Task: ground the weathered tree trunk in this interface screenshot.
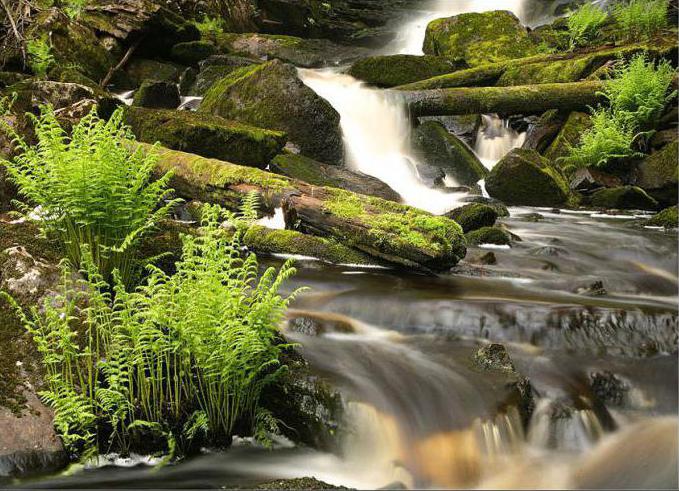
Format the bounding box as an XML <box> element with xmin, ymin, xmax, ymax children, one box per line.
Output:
<box><xmin>401</xmin><ymin>80</ymin><xmax>607</xmax><ymax>117</ymax></box>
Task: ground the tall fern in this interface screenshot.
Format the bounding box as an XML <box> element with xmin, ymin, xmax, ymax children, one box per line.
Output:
<box><xmin>0</xmin><ymin>106</ymin><xmax>178</xmax><ymax>284</ymax></box>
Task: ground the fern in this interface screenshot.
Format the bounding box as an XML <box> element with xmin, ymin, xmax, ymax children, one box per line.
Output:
<box><xmin>64</xmin><ymin>0</ymin><xmax>89</xmax><ymax>19</ymax></box>
<box><xmin>614</xmin><ymin>0</ymin><xmax>670</xmax><ymax>41</ymax></box>
<box><xmin>26</xmin><ymin>36</ymin><xmax>55</xmax><ymax>78</ymax></box>
<box><xmin>567</xmin><ymin>3</ymin><xmax>609</xmax><ymax>48</ymax></box>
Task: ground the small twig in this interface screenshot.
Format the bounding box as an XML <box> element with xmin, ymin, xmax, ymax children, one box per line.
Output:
<box><xmin>100</xmin><ymin>37</ymin><xmax>142</xmax><ymax>89</ymax></box>
<box><xmin>0</xmin><ymin>0</ymin><xmax>26</xmax><ymax>63</ymax></box>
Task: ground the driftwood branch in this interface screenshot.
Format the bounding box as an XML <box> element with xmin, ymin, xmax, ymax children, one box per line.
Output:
<box><xmin>100</xmin><ymin>37</ymin><xmax>142</xmax><ymax>88</ymax></box>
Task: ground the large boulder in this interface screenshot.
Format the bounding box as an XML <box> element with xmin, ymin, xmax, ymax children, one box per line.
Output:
<box><xmin>544</xmin><ymin>112</ymin><xmax>592</xmax><ymax>164</ymax></box>
<box><xmin>187</xmin><ymin>55</ymin><xmax>260</xmax><ymax>96</ymax></box>
<box><xmin>522</xmin><ymin>110</ymin><xmax>566</xmax><ymax>154</ymax></box>
<box><xmin>132</xmin><ymin>81</ymin><xmax>180</xmax><ymax>109</ymax></box>
<box><xmin>348</xmin><ymin>55</ymin><xmax>464</xmax><ymax>88</ymax></box>
<box><xmin>124</xmin><ymin>107</ymin><xmax>286</xmax><ymax>168</ymax></box>
<box><xmin>636</xmin><ymin>141</ymin><xmax>678</xmax><ymax>207</ymax></box>
<box><xmin>485</xmin><ymin>148</ymin><xmax>571</xmax><ymax>207</ymax></box>
<box><xmin>124</xmin><ymin>59</ymin><xmax>182</xmax><ymax>88</ymax></box>
<box><xmin>445</xmin><ymin>203</ymin><xmax>498</xmax><ymax>233</ymax></box>
<box><xmin>199</xmin><ymin>60</ymin><xmax>343</xmax><ymax>165</ymax></box>
<box><xmin>412</xmin><ymin>121</ymin><xmax>488</xmax><ymax>186</ymax></box>
<box><xmin>422</xmin><ymin>11</ymin><xmax>541</xmax><ymax>67</ymax></box>
<box><xmin>170</xmin><ymin>41</ymin><xmax>216</xmax><ymax>66</ymax></box>
<box><xmin>590</xmin><ymin>186</ymin><xmax>659</xmax><ymax>211</ymax></box>
<box><xmin>465</xmin><ymin>227</ymin><xmax>512</xmax><ymax>246</ymax></box>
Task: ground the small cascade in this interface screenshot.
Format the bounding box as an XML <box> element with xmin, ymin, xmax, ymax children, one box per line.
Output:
<box><xmin>474</xmin><ymin>114</ymin><xmax>527</xmax><ymax>170</ymax></box>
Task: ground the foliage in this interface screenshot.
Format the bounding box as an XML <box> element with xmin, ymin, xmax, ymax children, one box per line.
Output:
<box><xmin>567</xmin><ymin>3</ymin><xmax>608</xmax><ymax>48</ymax></box>
<box><xmin>14</xmin><ymin>202</ymin><xmax>302</xmax><ymax>458</ymax></box>
<box><xmin>613</xmin><ymin>0</ymin><xmax>669</xmax><ymax>41</ymax></box>
<box><xmin>0</xmin><ymin>106</ymin><xmax>177</xmax><ymax>285</ymax></box>
<box><xmin>26</xmin><ymin>36</ymin><xmax>55</xmax><ymax>78</ymax></box>
<box><xmin>602</xmin><ymin>54</ymin><xmax>676</xmax><ymax>129</ymax></box>
<box><xmin>560</xmin><ymin>108</ymin><xmax>642</xmax><ymax>170</ymax></box>
<box><xmin>193</xmin><ymin>15</ymin><xmax>226</xmax><ymax>38</ymax></box>
<box><xmin>63</xmin><ymin>0</ymin><xmax>89</xmax><ymax>19</ymax></box>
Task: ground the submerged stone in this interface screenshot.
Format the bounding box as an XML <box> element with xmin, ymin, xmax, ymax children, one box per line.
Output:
<box><xmin>465</xmin><ymin>227</ymin><xmax>512</xmax><ymax>247</ymax></box>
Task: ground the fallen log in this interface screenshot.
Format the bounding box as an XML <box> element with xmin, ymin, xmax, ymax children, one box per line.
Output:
<box><xmin>401</xmin><ymin>80</ymin><xmax>607</xmax><ymax>117</ymax></box>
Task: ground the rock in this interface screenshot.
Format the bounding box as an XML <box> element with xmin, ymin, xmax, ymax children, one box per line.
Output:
<box><xmin>636</xmin><ymin>141</ymin><xmax>678</xmax><ymax>207</ymax></box>
<box><xmin>469</xmin><ymin>251</ymin><xmax>497</xmax><ymax>265</ymax></box>
<box><xmin>270</xmin><ymin>154</ymin><xmax>400</xmax><ymax>201</ymax></box>
<box><xmin>124</xmin><ymin>107</ymin><xmax>286</xmax><ymax>168</ymax></box>
<box><xmin>570</xmin><ymin>168</ymin><xmax>623</xmax><ymax>192</ymax></box>
<box><xmin>589</xmin><ymin>371</ymin><xmax>630</xmax><ymax>408</ymax></box>
<box><xmin>465</xmin><ymin>227</ymin><xmax>512</xmax><ymax>247</ymax></box>
<box><xmin>132</xmin><ymin>81</ymin><xmax>180</xmax><ymax>109</ymax></box>
<box><xmin>7</xmin><ymin>80</ymin><xmax>96</xmax><ymax>110</ymax></box>
<box><xmin>590</xmin><ymin>186</ymin><xmax>659</xmax><ymax>211</ymax></box>
<box><xmin>415</xmin><ymin>161</ymin><xmax>446</xmax><ymax>187</ymax></box>
<box><xmin>170</xmin><ymin>41</ymin><xmax>216</xmax><ymax>66</ymax></box>
<box><xmin>544</xmin><ymin>111</ymin><xmax>592</xmax><ymax>164</ymax></box>
<box><xmin>645</xmin><ymin>206</ymin><xmax>678</xmax><ymax>229</ymax></box>
<box><xmin>575</xmin><ymin>280</ymin><xmax>608</xmax><ymax>296</ymax></box>
<box><xmin>445</xmin><ymin>203</ymin><xmax>498</xmax><ymax>233</ymax></box>
<box><xmin>286</xmin><ymin>311</ymin><xmax>356</xmax><ymax>337</ymax></box>
<box><xmin>460</xmin><ymin>196</ymin><xmax>510</xmax><ymax>217</ymax></box>
<box><xmin>348</xmin><ymin>55</ymin><xmax>464</xmax><ymax>88</ymax></box>
<box><xmin>124</xmin><ymin>58</ymin><xmax>182</xmax><ymax>88</ymax></box>
<box><xmin>255</xmin><ymin>477</ymin><xmax>347</xmax><ymax>490</ymax></box>
<box><xmin>412</xmin><ymin>121</ymin><xmax>488</xmax><ymax>186</ymax></box>
<box><xmin>485</xmin><ymin>148</ymin><xmax>571</xmax><ymax>207</ymax></box>
<box><xmin>243</xmin><ymin>226</ymin><xmax>375</xmax><ymax>266</ymax></box>
<box><xmin>423</xmin><ymin>10</ymin><xmax>541</xmax><ymax>66</ymax></box>
<box><xmin>522</xmin><ymin>110</ymin><xmax>565</xmax><ymax>154</ymax></box>
<box><xmin>528</xmin><ymin>245</ymin><xmax>569</xmax><ymax>257</ymax></box>
<box><xmin>0</xmin><ymin>72</ymin><xmax>29</xmax><ymax>88</ymax></box>
<box><xmin>200</xmin><ymin>60</ymin><xmax>343</xmax><ymax>165</ymax></box>
<box><xmin>517</xmin><ymin>212</ymin><xmax>545</xmax><ymax>222</ymax></box>
<box><xmin>187</xmin><ymin>55</ymin><xmax>260</xmax><ymax>96</ymax></box>
<box><xmin>473</xmin><ymin>343</ymin><xmax>517</xmax><ymax>374</ymax></box>
<box><xmin>419</xmin><ymin>114</ymin><xmax>481</xmax><ymax>145</ymax></box>
<box><xmin>215</xmin><ymin>33</ymin><xmax>368</xmax><ymax>68</ymax></box>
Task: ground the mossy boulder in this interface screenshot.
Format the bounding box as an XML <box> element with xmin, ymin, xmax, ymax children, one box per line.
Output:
<box><xmin>270</xmin><ymin>153</ymin><xmax>400</xmax><ymax>201</ymax></box>
<box><xmin>254</xmin><ymin>478</ymin><xmax>346</xmax><ymax>490</ymax></box>
<box><xmin>422</xmin><ymin>10</ymin><xmax>541</xmax><ymax>67</ymax></box>
<box><xmin>445</xmin><ymin>203</ymin><xmax>499</xmax><ymax>233</ymax></box>
<box><xmin>544</xmin><ymin>111</ymin><xmax>592</xmax><ymax>163</ymax></box>
<box><xmin>200</xmin><ymin>60</ymin><xmax>343</xmax><ymax>165</ymax></box>
<box><xmin>590</xmin><ymin>186</ymin><xmax>659</xmax><ymax>211</ymax></box>
<box><xmin>124</xmin><ymin>107</ymin><xmax>287</xmax><ymax>168</ymax></box>
<box><xmin>187</xmin><ymin>55</ymin><xmax>260</xmax><ymax>96</ymax></box>
<box><xmin>347</xmin><ymin>55</ymin><xmax>464</xmax><ymax>88</ymax></box>
<box><xmin>636</xmin><ymin>141</ymin><xmax>678</xmax><ymax>207</ymax></box>
<box><xmin>243</xmin><ymin>225</ymin><xmax>375</xmax><ymax>265</ymax></box>
<box><xmin>645</xmin><ymin>206</ymin><xmax>678</xmax><ymax>228</ymax></box>
<box><xmin>485</xmin><ymin>148</ymin><xmax>571</xmax><ymax>207</ymax></box>
<box><xmin>124</xmin><ymin>59</ymin><xmax>182</xmax><ymax>88</ymax></box>
<box><xmin>465</xmin><ymin>227</ymin><xmax>512</xmax><ymax>246</ymax></box>
<box><xmin>412</xmin><ymin>121</ymin><xmax>488</xmax><ymax>186</ymax></box>
<box><xmin>132</xmin><ymin>81</ymin><xmax>180</xmax><ymax>109</ymax></box>
<box><xmin>497</xmin><ymin>55</ymin><xmax>596</xmax><ymax>86</ymax></box>
<box><xmin>170</xmin><ymin>41</ymin><xmax>216</xmax><ymax>66</ymax></box>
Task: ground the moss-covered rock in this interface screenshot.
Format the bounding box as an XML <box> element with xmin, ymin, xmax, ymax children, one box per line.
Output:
<box><xmin>485</xmin><ymin>148</ymin><xmax>571</xmax><ymax>207</ymax></box>
<box><xmin>255</xmin><ymin>477</ymin><xmax>347</xmax><ymax>490</ymax></box>
<box><xmin>645</xmin><ymin>206</ymin><xmax>678</xmax><ymax>228</ymax></box>
<box><xmin>423</xmin><ymin>10</ymin><xmax>542</xmax><ymax>67</ymax></box>
<box><xmin>124</xmin><ymin>58</ymin><xmax>182</xmax><ymax>88</ymax></box>
<box><xmin>445</xmin><ymin>203</ymin><xmax>499</xmax><ymax>233</ymax></box>
<box><xmin>544</xmin><ymin>111</ymin><xmax>592</xmax><ymax>163</ymax></box>
<box><xmin>465</xmin><ymin>227</ymin><xmax>512</xmax><ymax>246</ymax></box>
<box><xmin>348</xmin><ymin>54</ymin><xmax>464</xmax><ymax>88</ymax></box>
<box><xmin>124</xmin><ymin>107</ymin><xmax>286</xmax><ymax>168</ymax></box>
<box><xmin>187</xmin><ymin>55</ymin><xmax>260</xmax><ymax>96</ymax></box>
<box><xmin>243</xmin><ymin>225</ymin><xmax>374</xmax><ymax>265</ymax></box>
<box><xmin>200</xmin><ymin>60</ymin><xmax>343</xmax><ymax>165</ymax></box>
<box><xmin>170</xmin><ymin>41</ymin><xmax>216</xmax><ymax>66</ymax></box>
<box><xmin>636</xmin><ymin>141</ymin><xmax>678</xmax><ymax>207</ymax></box>
<box><xmin>270</xmin><ymin>153</ymin><xmax>400</xmax><ymax>201</ymax></box>
<box><xmin>132</xmin><ymin>81</ymin><xmax>180</xmax><ymax>109</ymax></box>
<box><xmin>0</xmin><ymin>72</ymin><xmax>28</xmax><ymax>89</ymax></box>
<box><xmin>590</xmin><ymin>186</ymin><xmax>659</xmax><ymax>211</ymax></box>
<box><xmin>412</xmin><ymin>121</ymin><xmax>488</xmax><ymax>186</ymax></box>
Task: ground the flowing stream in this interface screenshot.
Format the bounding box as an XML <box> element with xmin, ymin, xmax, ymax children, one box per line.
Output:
<box><xmin>16</xmin><ymin>1</ymin><xmax>678</xmax><ymax>489</ymax></box>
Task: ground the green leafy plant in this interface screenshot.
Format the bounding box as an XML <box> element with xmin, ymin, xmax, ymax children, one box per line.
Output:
<box><xmin>602</xmin><ymin>53</ymin><xmax>677</xmax><ymax>129</ymax></box>
<box><xmin>567</xmin><ymin>3</ymin><xmax>609</xmax><ymax>48</ymax></box>
<box><xmin>193</xmin><ymin>15</ymin><xmax>226</xmax><ymax>38</ymax></box>
<box><xmin>26</xmin><ymin>36</ymin><xmax>55</xmax><ymax>78</ymax></box>
<box><xmin>0</xmin><ymin>106</ymin><xmax>177</xmax><ymax>284</ymax></box>
<box><xmin>63</xmin><ymin>0</ymin><xmax>89</xmax><ymax>19</ymax></box>
<box><xmin>560</xmin><ymin>108</ymin><xmax>643</xmax><ymax>170</ymax></box>
<box><xmin>614</xmin><ymin>0</ymin><xmax>669</xmax><ymax>40</ymax></box>
<box><xmin>13</xmin><ymin>202</ymin><xmax>302</xmax><ymax>458</ymax></box>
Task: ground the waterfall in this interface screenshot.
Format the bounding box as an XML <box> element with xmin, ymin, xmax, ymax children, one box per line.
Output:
<box><xmin>475</xmin><ymin>115</ymin><xmax>527</xmax><ymax>170</ymax></box>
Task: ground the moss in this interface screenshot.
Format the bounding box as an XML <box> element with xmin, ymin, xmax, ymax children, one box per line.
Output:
<box><xmin>645</xmin><ymin>206</ymin><xmax>678</xmax><ymax>228</ymax></box>
<box><xmin>637</xmin><ymin>141</ymin><xmax>679</xmax><ymax>206</ymax></box>
<box><xmin>132</xmin><ymin>81</ymin><xmax>180</xmax><ymax>109</ymax></box>
<box><xmin>545</xmin><ymin>112</ymin><xmax>592</xmax><ymax>164</ymax></box>
<box><xmin>270</xmin><ymin>153</ymin><xmax>336</xmax><ymax>187</ymax></box>
<box><xmin>423</xmin><ymin>11</ymin><xmax>542</xmax><ymax>67</ymax></box>
<box><xmin>347</xmin><ymin>55</ymin><xmax>464</xmax><ymax>88</ymax></box>
<box><xmin>243</xmin><ymin>226</ymin><xmax>374</xmax><ymax>265</ymax></box>
<box><xmin>446</xmin><ymin>203</ymin><xmax>498</xmax><ymax>233</ymax></box>
<box><xmin>465</xmin><ymin>227</ymin><xmax>512</xmax><ymax>246</ymax></box>
<box><xmin>590</xmin><ymin>186</ymin><xmax>659</xmax><ymax>210</ymax></box>
<box><xmin>170</xmin><ymin>41</ymin><xmax>216</xmax><ymax>66</ymax></box>
<box><xmin>124</xmin><ymin>107</ymin><xmax>286</xmax><ymax>168</ymax></box>
<box><xmin>125</xmin><ymin>59</ymin><xmax>182</xmax><ymax>88</ymax></box>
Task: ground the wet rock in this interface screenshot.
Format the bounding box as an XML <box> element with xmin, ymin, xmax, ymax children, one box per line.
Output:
<box><xmin>517</xmin><ymin>212</ymin><xmax>545</xmax><ymax>222</ymax></box>
<box><xmin>645</xmin><ymin>206</ymin><xmax>678</xmax><ymax>229</ymax></box>
<box><xmin>170</xmin><ymin>41</ymin><xmax>216</xmax><ymax>66</ymax></box>
<box><xmin>590</xmin><ymin>186</ymin><xmax>658</xmax><ymax>211</ymax></box>
<box><xmin>348</xmin><ymin>54</ymin><xmax>464</xmax><ymax>88</ymax></box>
<box><xmin>570</xmin><ymin>168</ymin><xmax>623</xmax><ymax>192</ymax></box>
<box><xmin>124</xmin><ymin>58</ymin><xmax>182</xmax><ymax>88</ymax></box>
<box><xmin>255</xmin><ymin>477</ymin><xmax>347</xmax><ymax>490</ymax></box>
<box><xmin>445</xmin><ymin>203</ymin><xmax>498</xmax><ymax>233</ymax></box>
<box><xmin>528</xmin><ymin>245</ymin><xmax>569</xmax><ymax>257</ymax></box>
<box><xmin>465</xmin><ymin>227</ymin><xmax>512</xmax><ymax>247</ymax></box>
<box><xmin>423</xmin><ymin>10</ymin><xmax>541</xmax><ymax>66</ymax></box>
<box><xmin>419</xmin><ymin>114</ymin><xmax>482</xmax><ymax>145</ymax></box>
<box><xmin>589</xmin><ymin>371</ymin><xmax>630</xmax><ymax>408</ymax></box>
<box><xmin>473</xmin><ymin>343</ymin><xmax>517</xmax><ymax>374</ymax></box>
<box><xmin>199</xmin><ymin>60</ymin><xmax>343</xmax><ymax>165</ymax></box>
<box><xmin>187</xmin><ymin>55</ymin><xmax>260</xmax><ymax>96</ymax></box>
<box><xmin>522</xmin><ymin>110</ymin><xmax>565</xmax><ymax>154</ymax></box>
<box><xmin>124</xmin><ymin>107</ymin><xmax>286</xmax><ymax>168</ymax></box>
<box><xmin>132</xmin><ymin>80</ymin><xmax>180</xmax><ymax>109</ymax></box>
<box><xmin>485</xmin><ymin>148</ymin><xmax>571</xmax><ymax>207</ymax></box>
<box><xmin>7</xmin><ymin>80</ymin><xmax>95</xmax><ymax>110</ymax></box>
<box><xmin>575</xmin><ymin>280</ymin><xmax>608</xmax><ymax>297</ymax></box>
<box><xmin>415</xmin><ymin>161</ymin><xmax>446</xmax><ymax>187</ymax></box>
<box><xmin>460</xmin><ymin>196</ymin><xmax>510</xmax><ymax>217</ymax></box>
<box><xmin>468</xmin><ymin>251</ymin><xmax>498</xmax><ymax>265</ymax></box>
<box><xmin>635</xmin><ymin>141</ymin><xmax>678</xmax><ymax>207</ymax></box>
<box><xmin>544</xmin><ymin>111</ymin><xmax>592</xmax><ymax>164</ymax></box>
<box><xmin>412</xmin><ymin>121</ymin><xmax>488</xmax><ymax>186</ymax></box>
<box><xmin>286</xmin><ymin>311</ymin><xmax>356</xmax><ymax>337</ymax></box>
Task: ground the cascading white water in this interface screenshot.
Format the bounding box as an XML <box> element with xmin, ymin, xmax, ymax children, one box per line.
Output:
<box><xmin>475</xmin><ymin>115</ymin><xmax>527</xmax><ymax>170</ymax></box>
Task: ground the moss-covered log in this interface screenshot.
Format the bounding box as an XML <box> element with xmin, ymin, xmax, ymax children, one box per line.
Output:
<box><xmin>403</xmin><ymin>80</ymin><xmax>607</xmax><ymax>117</ymax></box>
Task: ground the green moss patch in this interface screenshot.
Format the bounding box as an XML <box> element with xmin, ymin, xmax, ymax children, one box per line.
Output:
<box><xmin>465</xmin><ymin>227</ymin><xmax>512</xmax><ymax>246</ymax></box>
<box><xmin>348</xmin><ymin>55</ymin><xmax>464</xmax><ymax>87</ymax></box>
<box><xmin>446</xmin><ymin>203</ymin><xmax>498</xmax><ymax>233</ymax></box>
<box><xmin>645</xmin><ymin>206</ymin><xmax>678</xmax><ymax>228</ymax></box>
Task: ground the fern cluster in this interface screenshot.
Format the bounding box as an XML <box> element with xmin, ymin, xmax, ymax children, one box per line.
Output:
<box><xmin>63</xmin><ymin>0</ymin><xmax>90</xmax><ymax>19</ymax></box>
<box><xmin>14</xmin><ymin>203</ymin><xmax>301</xmax><ymax>458</ymax></box>
<box><xmin>26</xmin><ymin>36</ymin><xmax>55</xmax><ymax>78</ymax></box>
<box><xmin>0</xmin><ymin>106</ymin><xmax>177</xmax><ymax>284</ymax></box>
<box><xmin>614</xmin><ymin>0</ymin><xmax>670</xmax><ymax>41</ymax></box>
<box><xmin>567</xmin><ymin>3</ymin><xmax>609</xmax><ymax>48</ymax></box>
